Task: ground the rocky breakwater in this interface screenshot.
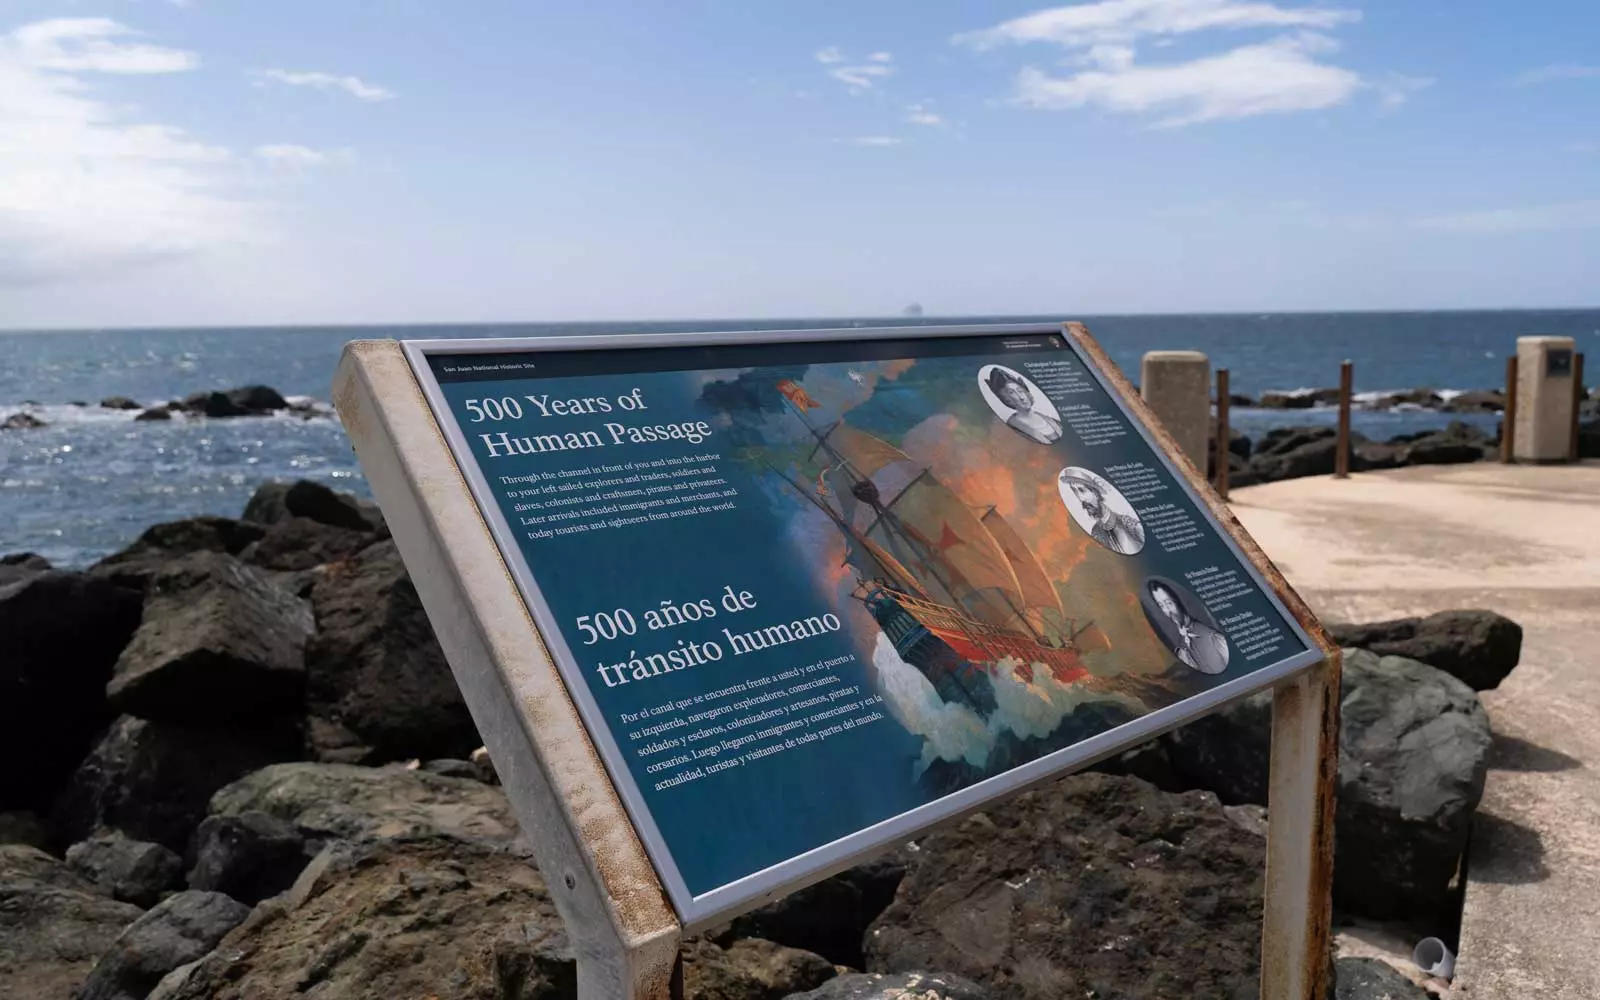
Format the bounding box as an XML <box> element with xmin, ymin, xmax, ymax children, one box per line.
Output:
<box><xmin>1</xmin><ymin>384</ymin><xmax>330</xmax><ymax>429</ymax></box>
<box><xmin>3</xmin><ymin>479</ymin><xmax>1469</xmax><ymax>999</ymax></box>
<box><xmin>1209</xmin><ymin>420</ymin><xmax>1499</xmax><ymax>488</ymax></box>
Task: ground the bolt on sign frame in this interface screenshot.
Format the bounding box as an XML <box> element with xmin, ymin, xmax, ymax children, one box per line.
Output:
<box><xmin>333</xmin><ymin>322</ymin><xmax>1340</xmax><ymax>1000</ymax></box>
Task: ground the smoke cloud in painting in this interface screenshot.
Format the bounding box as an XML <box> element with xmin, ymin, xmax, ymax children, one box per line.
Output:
<box><xmin>870</xmin><ymin>632</ymin><xmax>1143</xmax><ymax>778</ymax></box>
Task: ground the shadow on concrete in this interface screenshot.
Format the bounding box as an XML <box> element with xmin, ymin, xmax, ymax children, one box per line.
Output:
<box><xmin>1490</xmin><ymin>732</ymin><xmax>1583</xmax><ymax>773</ymax></box>
<box><xmin>1467</xmin><ymin>811</ymin><xmax>1550</xmax><ymax>885</ymax></box>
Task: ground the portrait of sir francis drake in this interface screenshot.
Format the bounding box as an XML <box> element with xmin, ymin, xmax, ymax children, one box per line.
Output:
<box><xmin>1058</xmin><ymin>466</ymin><xmax>1146</xmax><ymax>556</ymax></box>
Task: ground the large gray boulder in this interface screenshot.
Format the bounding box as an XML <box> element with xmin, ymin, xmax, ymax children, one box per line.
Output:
<box><xmin>1327</xmin><ymin>609</ymin><xmax>1522</xmax><ymax>690</ymax></box>
<box><xmin>1335</xmin><ymin>649</ymin><xmax>1491</xmax><ymax>919</ymax></box>
<box><xmin>65</xmin><ymin>832</ymin><xmax>183</xmax><ymax>908</ymax></box>
<box><xmin>0</xmin><ymin>844</ymin><xmax>145</xmax><ymax>1000</ymax></box>
<box><xmin>205</xmin><ymin>762</ymin><xmax>518</xmax><ymax>851</ymax></box>
<box><xmin>78</xmin><ymin>890</ymin><xmax>250</xmax><ymax>1000</ymax></box>
<box><xmin>786</xmin><ymin>972</ymin><xmax>993</xmax><ymax>999</ymax></box>
<box><xmin>864</xmin><ymin>773</ymin><xmax>1266</xmax><ymax>999</ymax></box>
<box><xmin>682</xmin><ymin>937</ymin><xmax>835</xmax><ymax>1000</ymax></box>
<box><xmin>90</xmin><ymin>517</ymin><xmax>266</xmax><ymax>593</ymax></box>
<box><xmin>1164</xmin><ymin>688</ymin><xmax>1273</xmax><ymax>806</ymax></box>
<box><xmin>238</xmin><ymin>517</ymin><xmax>374</xmax><ymax>572</ymax></box>
<box><xmin>1399</xmin><ymin>420</ymin><xmax>1492</xmax><ymax>465</ymax></box>
<box><xmin>107</xmin><ymin>552</ymin><xmax>313</xmax><ymax>724</ymax></box>
<box><xmin>241</xmin><ymin>479</ymin><xmax>386</xmax><ymax>536</ymax></box>
<box><xmin>0</xmin><ymin>551</ymin><xmax>51</xmax><ymax>586</ymax></box>
<box><xmin>304</xmin><ymin>541</ymin><xmax>479</xmax><ymax>763</ymax></box>
<box><xmin>52</xmin><ymin>716</ymin><xmax>300</xmax><ymax>853</ymax></box>
<box><xmin>152</xmin><ymin>837</ymin><xmax>575</xmax><ymax>1000</ymax></box>
<box><xmin>0</xmin><ymin>571</ymin><xmax>143</xmax><ymax>810</ymax></box>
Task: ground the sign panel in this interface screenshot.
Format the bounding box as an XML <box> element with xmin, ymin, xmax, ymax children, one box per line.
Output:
<box><xmin>1547</xmin><ymin>347</ymin><xmax>1574</xmax><ymax>378</ymax></box>
<box><xmin>404</xmin><ymin>323</ymin><xmax>1319</xmax><ymax>924</ymax></box>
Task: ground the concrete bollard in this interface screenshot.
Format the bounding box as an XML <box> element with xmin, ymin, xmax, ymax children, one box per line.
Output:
<box><xmin>1141</xmin><ymin>351</ymin><xmax>1211</xmax><ymax>471</ymax></box>
<box><xmin>1513</xmin><ymin>336</ymin><xmax>1578</xmax><ymax>462</ymax></box>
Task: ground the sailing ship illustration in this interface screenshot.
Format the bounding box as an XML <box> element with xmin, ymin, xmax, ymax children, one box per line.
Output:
<box><xmin>770</xmin><ymin>379</ymin><xmax>1100</xmax><ymax>715</ymax></box>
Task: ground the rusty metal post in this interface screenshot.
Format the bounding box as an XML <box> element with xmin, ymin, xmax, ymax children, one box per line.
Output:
<box><xmin>1571</xmin><ymin>352</ymin><xmax>1586</xmax><ymax>462</ymax></box>
<box><xmin>1334</xmin><ymin>361</ymin><xmax>1352</xmax><ymax>479</ymax></box>
<box><xmin>1216</xmin><ymin>368</ymin><xmax>1232</xmax><ymax>500</ymax></box>
<box><xmin>1501</xmin><ymin>355</ymin><xmax>1518</xmax><ymax>463</ymax></box>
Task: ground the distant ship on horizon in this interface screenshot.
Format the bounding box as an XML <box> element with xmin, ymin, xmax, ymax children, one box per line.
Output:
<box><xmin>902</xmin><ymin>303</ymin><xmax>924</xmax><ymax>318</ymax></box>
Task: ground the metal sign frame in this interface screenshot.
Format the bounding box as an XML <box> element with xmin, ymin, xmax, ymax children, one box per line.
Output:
<box><xmin>333</xmin><ymin>321</ymin><xmax>1340</xmax><ymax>1000</ymax></box>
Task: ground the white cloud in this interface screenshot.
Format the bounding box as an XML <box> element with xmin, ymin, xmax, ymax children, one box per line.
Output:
<box><xmin>815</xmin><ymin>48</ymin><xmax>896</xmax><ymax>91</ymax></box>
<box><xmin>1514</xmin><ymin>64</ymin><xmax>1600</xmax><ymax>87</ymax></box>
<box><xmin>836</xmin><ymin>136</ymin><xmax>903</xmax><ymax>147</ymax></box>
<box><xmin>0</xmin><ymin>18</ymin><xmax>253</xmax><ymax>286</ymax></box>
<box><xmin>11</xmin><ymin>17</ymin><xmax>198</xmax><ymax>73</ymax></box>
<box><xmin>955</xmin><ymin>0</ymin><xmax>1357</xmax><ymax>49</ymax></box>
<box><xmin>906</xmin><ymin>103</ymin><xmax>943</xmax><ymax>125</ymax></box>
<box><xmin>254</xmin><ymin>144</ymin><xmax>351</xmax><ymax>167</ymax></box>
<box><xmin>258</xmin><ymin>68</ymin><xmax>394</xmax><ymax>102</ymax></box>
<box><xmin>1414</xmin><ymin>201</ymin><xmax>1600</xmax><ymax>234</ymax></box>
<box><xmin>1015</xmin><ymin>33</ymin><xmax>1361</xmax><ymax>126</ymax></box>
<box><xmin>953</xmin><ymin>0</ymin><xmax>1408</xmax><ymax>125</ymax></box>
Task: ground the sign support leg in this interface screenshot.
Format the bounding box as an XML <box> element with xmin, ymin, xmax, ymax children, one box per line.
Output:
<box><xmin>1260</xmin><ymin>652</ymin><xmax>1341</xmax><ymax>1000</ymax></box>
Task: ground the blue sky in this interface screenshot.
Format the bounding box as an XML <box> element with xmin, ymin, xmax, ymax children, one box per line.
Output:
<box><xmin>1</xmin><ymin>0</ymin><xmax>1596</xmax><ymax>327</ymax></box>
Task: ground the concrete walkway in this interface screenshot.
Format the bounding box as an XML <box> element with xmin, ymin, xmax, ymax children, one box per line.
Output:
<box><xmin>1229</xmin><ymin>462</ymin><xmax>1600</xmax><ymax>1000</ymax></box>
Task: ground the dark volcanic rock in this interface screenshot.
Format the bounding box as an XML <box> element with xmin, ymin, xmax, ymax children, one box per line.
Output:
<box><xmin>153</xmin><ymin>837</ymin><xmax>575</xmax><ymax>1000</ymax></box>
<box><xmin>0</xmin><ymin>844</ymin><xmax>146</xmax><ymax>1000</ymax></box>
<box><xmin>1252</xmin><ymin>433</ymin><xmax>1337</xmax><ymax>481</ymax></box>
<box><xmin>90</xmin><ymin>516</ymin><xmax>266</xmax><ymax>592</ymax></box>
<box><xmin>179</xmin><ymin>391</ymin><xmax>250</xmax><ymax>418</ymax></box>
<box><xmin>239</xmin><ymin>516</ymin><xmax>374</xmax><ymax>571</ymax></box>
<box><xmin>865</xmin><ymin>773</ymin><xmax>1265</xmax><ymax>999</ymax></box>
<box><xmin>682</xmin><ymin>937</ymin><xmax>835</xmax><ymax>1000</ymax></box>
<box><xmin>242</xmin><ymin>479</ymin><xmax>386</xmax><ymax>535</ymax></box>
<box><xmin>1373</xmin><ymin>387</ymin><xmax>1443</xmax><ymax>410</ymax></box>
<box><xmin>100</xmin><ymin>396</ymin><xmax>142</xmax><ymax>410</ymax></box>
<box><xmin>107</xmin><ymin>552</ymin><xmax>313</xmax><ymax>724</ymax></box>
<box><xmin>1336</xmin><ymin>649</ymin><xmax>1491</xmax><ymax>919</ymax></box>
<box><xmin>187</xmin><ymin>811</ymin><xmax>309</xmax><ymax>905</ymax></box>
<box><xmin>0</xmin><ymin>809</ymin><xmax>51</xmax><ymax>848</ymax></box>
<box><xmin>1258</xmin><ymin>391</ymin><xmax>1316</xmax><ymax>409</ymax></box>
<box><xmin>65</xmin><ymin>831</ymin><xmax>184</xmax><ymax>908</ymax></box>
<box><xmin>0</xmin><ymin>551</ymin><xmax>53</xmax><ymax>585</ymax></box>
<box><xmin>1255</xmin><ymin>425</ymin><xmax>1335</xmax><ymax>457</ymax></box>
<box><xmin>305</xmin><ymin>540</ymin><xmax>478</xmax><ymax>763</ymax></box>
<box><xmin>1400</xmin><ymin>421</ymin><xmax>1492</xmax><ymax>465</ymax></box>
<box><xmin>225</xmin><ymin>385</ymin><xmax>289</xmax><ymax>413</ymax></box>
<box><xmin>1442</xmin><ymin>389</ymin><xmax>1505</xmax><ymax>414</ymax></box>
<box><xmin>78</xmin><ymin>890</ymin><xmax>250</xmax><ymax>1000</ymax></box>
<box><xmin>1327</xmin><ymin>609</ymin><xmax>1523</xmax><ymax>691</ymax></box>
<box><xmin>724</xmin><ymin>855</ymin><xmax>907</xmax><ymax>968</ymax></box>
<box><xmin>52</xmin><ymin>715</ymin><xmax>300</xmax><ymax>853</ymax></box>
<box><xmin>420</xmin><ymin>758</ymin><xmax>480</xmax><ymax>780</ymax></box>
<box><xmin>787</xmin><ymin>972</ymin><xmax>994</xmax><ymax>1000</ymax></box>
<box><xmin>2</xmin><ymin>411</ymin><xmax>47</xmax><ymax>429</ymax></box>
<box><xmin>0</xmin><ymin>571</ymin><xmax>143</xmax><ymax>810</ymax></box>
<box><xmin>1333</xmin><ymin>957</ymin><xmax>1430</xmax><ymax>999</ymax></box>
<box><xmin>133</xmin><ymin>407</ymin><xmax>172</xmax><ymax>422</ymax></box>
<box><xmin>205</xmin><ymin>762</ymin><xmax>517</xmax><ymax>850</ymax></box>
<box><xmin>179</xmin><ymin>385</ymin><xmax>289</xmax><ymax>418</ymax></box>
<box><xmin>1165</xmin><ymin>688</ymin><xmax>1273</xmax><ymax>806</ymax></box>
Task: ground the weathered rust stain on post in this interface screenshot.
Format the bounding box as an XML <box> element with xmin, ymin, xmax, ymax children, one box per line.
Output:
<box><xmin>1502</xmin><ymin>355</ymin><xmax>1518</xmax><ymax>464</ymax></box>
<box><xmin>1216</xmin><ymin>368</ymin><xmax>1232</xmax><ymax>501</ymax></box>
<box><xmin>1335</xmin><ymin>361</ymin><xmax>1352</xmax><ymax>479</ymax></box>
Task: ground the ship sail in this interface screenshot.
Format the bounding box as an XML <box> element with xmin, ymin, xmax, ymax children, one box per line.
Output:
<box><xmin>979</xmin><ymin>508</ymin><xmax>1063</xmax><ymax>619</ymax></box>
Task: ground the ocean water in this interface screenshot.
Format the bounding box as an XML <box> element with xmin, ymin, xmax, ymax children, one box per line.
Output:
<box><xmin>2</xmin><ymin>310</ymin><xmax>1596</xmax><ymax>567</ymax></box>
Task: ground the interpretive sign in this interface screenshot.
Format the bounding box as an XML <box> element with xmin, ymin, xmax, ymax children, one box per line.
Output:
<box><xmin>392</xmin><ymin>323</ymin><xmax>1321</xmax><ymax>924</ymax></box>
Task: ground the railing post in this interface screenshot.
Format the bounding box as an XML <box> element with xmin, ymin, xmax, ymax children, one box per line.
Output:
<box><xmin>1501</xmin><ymin>355</ymin><xmax>1518</xmax><ymax>463</ymax></box>
<box><xmin>1216</xmin><ymin>368</ymin><xmax>1232</xmax><ymax>500</ymax></box>
<box><xmin>1571</xmin><ymin>352</ymin><xmax>1586</xmax><ymax>463</ymax></box>
<box><xmin>1334</xmin><ymin>361</ymin><xmax>1352</xmax><ymax>479</ymax></box>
